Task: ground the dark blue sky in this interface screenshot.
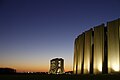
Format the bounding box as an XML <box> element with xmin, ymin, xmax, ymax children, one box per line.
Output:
<box><xmin>0</xmin><ymin>0</ymin><xmax>120</xmax><ymax>72</ymax></box>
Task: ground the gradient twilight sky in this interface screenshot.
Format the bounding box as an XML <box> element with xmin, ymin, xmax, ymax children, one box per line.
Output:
<box><xmin>0</xmin><ymin>0</ymin><xmax>120</xmax><ymax>72</ymax></box>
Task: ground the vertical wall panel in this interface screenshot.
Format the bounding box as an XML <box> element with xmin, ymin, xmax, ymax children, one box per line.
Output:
<box><xmin>119</xmin><ymin>19</ymin><xmax>120</xmax><ymax>72</ymax></box>
<box><xmin>73</xmin><ymin>39</ymin><xmax>77</xmax><ymax>74</ymax></box>
<box><xmin>107</xmin><ymin>19</ymin><xmax>119</xmax><ymax>73</ymax></box>
<box><xmin>84</xmin><ymin>29</ymin><xmax>93</xmax><ymax>74</ymax></box>
<box><xmin>77</xmin><ymin>34</ymin><xmax>84</xmax><ymax>74</ymax></box>
<box><xmin>94</xmin><ymin>24</ymin><xmax>104</xmax><ymax>74</ymax></box>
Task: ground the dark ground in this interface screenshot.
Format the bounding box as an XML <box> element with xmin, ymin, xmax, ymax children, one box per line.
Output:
<box><xmin>0</xmin><ymin>73</ymin><xmax>120</xmax><ymax>80</ymax></box>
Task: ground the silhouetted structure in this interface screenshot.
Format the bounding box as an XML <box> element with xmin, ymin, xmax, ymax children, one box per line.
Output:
<box><xmin>0</xmin><ymin>68</ymin><xmax>16</xmax><ymax>74</ymax></box>
<box><xmin>49</xmin><ymin>58</ymin><xmax>64</xmax><ymax>74</ymax></box>
<box><xmin>65</xmin><ymin>71</ymin><xmax>73</xmax><ymax>74</ymax></box>
<box><xmin>73</xmin><ymin>19</ymin><xmax>120</xmax><ymax>74</ymax></box>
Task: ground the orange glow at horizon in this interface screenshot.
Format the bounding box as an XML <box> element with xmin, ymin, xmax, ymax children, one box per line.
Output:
<box><xmin>1</xmin><ymin>64</ymin><xmax>72</xmax><ymax>72</ymax></box>
<box><xmin>9</xmin><ymin>66</ymin><xmax>72</xmax><ymax>72</ymax></box>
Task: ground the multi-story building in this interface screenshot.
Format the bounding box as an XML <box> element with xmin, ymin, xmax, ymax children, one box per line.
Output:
<box><xmin>73</xmin><ymin>19</ymin><xmax>120</xmax><ymax>74</ymax></box>
<box><xmin>49</xmin><ymin>58</ymin><xmax>64</xmax><ymax>74</ymax></box>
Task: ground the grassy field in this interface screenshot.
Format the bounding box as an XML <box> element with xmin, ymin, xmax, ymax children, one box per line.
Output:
<box><xmin>0</xmin><ymin>74</ymin><xmax>120</xmax><ymax>80</ymax></box>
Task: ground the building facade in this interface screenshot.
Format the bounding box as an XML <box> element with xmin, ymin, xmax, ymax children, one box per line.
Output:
<box><xmin>0</xmin><ymin>68</ymin><xmax>16</xmax><ymax>74</ymax></box>
<box><xmin>49</xmin><ymin>58</ymin><xmax>64</xmax><ymax>74</ymax></box>
<box><xmin>73</xmin><ymin>19</ymin><xmax>120</xmax><ymax>74</ymax></box>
